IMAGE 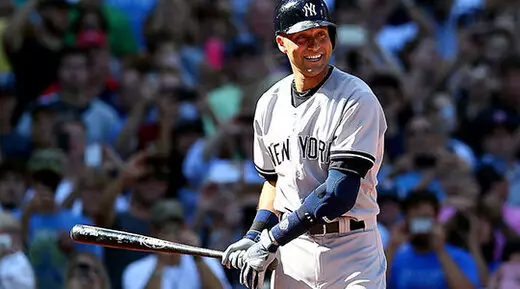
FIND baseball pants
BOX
[270,217,387,289]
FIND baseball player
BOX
[221,0,387,288]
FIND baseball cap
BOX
[76,30,108,48]
[27,149,66,175]
[480,109,519,136]
[150,199,185,227]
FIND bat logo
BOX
[139,237,168,250]
[279,218,289,231]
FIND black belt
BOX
[308,219,366,235]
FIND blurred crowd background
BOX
[0,0,519,288]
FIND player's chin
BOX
[303,63,327,75]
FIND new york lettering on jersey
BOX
[253,67,387,219]
[267,135,335,166]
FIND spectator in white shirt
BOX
[0,211,35,289]
[122,199,231,289]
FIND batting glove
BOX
[221,238,256,269]
[240,229,278,289]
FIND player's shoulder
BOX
[254,74,293,112]
[259,74,293,101]
[327,67,378,103]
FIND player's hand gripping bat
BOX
[70,224,277,270]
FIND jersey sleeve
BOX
[253,107,277,181]
[329,92,386,178]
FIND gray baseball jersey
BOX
[253,67,387,221]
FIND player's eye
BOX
[295,36,308,45]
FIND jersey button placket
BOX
[292,111,300,178]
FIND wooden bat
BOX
[70,224,277,270]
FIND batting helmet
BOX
[274,0,337,48]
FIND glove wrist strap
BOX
[245,209,279,241]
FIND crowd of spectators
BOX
[0,0,519,288]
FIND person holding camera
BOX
[386,191,480,289]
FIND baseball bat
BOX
[70,224,277,270]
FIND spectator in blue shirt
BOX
[20,168,102,289]
[386,191,480,289]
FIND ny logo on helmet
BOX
[303,3,317,17]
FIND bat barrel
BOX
[70,224,223,258]
[70,224,277,270]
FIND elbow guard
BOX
[298,169,361,224]
[270,169,361,246]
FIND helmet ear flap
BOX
[328,26,337,49]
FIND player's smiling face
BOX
[276,27,333,77]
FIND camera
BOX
[413,154,437,169]
[409,217,434,234]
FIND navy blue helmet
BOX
[274,0,337,48]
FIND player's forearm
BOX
[438,249,476,289]
[257,180,277,213]
[269,170,360,246]
[245,180,279,241]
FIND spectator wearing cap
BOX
[66,1,138,58]
[2,0,71,123]
[16,46,121,144]
[0,83,30,159]
[477,109,520,206]
[75,29,119,109]
[467,55,520,153]
[122,199,231,289]
[0,211,35,289]
[0,159,27,215]
[19,160,102,289]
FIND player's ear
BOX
[276,35,287,54]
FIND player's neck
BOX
[293,66,331,92]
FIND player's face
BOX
[277,27,333,77]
